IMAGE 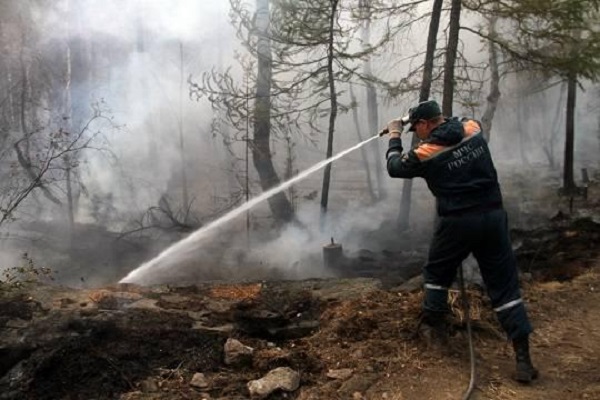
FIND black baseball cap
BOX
[408,100,442,131]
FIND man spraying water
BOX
[383,100,538,383]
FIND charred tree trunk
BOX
[481,16,500,142]
[397,0,443,230]
[319,0,340,226]
[563,73,577,192]
[253,0,294,224]
[442,0,461,116]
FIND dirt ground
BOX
[1,184,599,400]
[296,269,600,400]
[1,253,599,400]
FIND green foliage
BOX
[0,253,55,291]
[467,0,600,80]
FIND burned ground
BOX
[1,185,600,399]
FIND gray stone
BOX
[247,367,300,398]
[326,368,353,380]
[139,378,159,393]
[190,372,210,389]
[338,374,378,395]
[224,338,254,366]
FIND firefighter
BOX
[384,100,538,383]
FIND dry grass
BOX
[448,289,483,322]
[208,283,262,300]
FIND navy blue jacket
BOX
[386,117,503,216]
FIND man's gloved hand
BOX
[380,115,410,137]
[387,119,404,136]
[386,119,405,138]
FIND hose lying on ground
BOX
[458,264,476,400]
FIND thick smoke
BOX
[2,1,598,287]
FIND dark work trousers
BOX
[423,208,533,340]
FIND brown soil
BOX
[294,269,600,400]
[1,214,599,400]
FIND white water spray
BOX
[119,134,380,284]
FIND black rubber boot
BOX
[513,335,539,383]
[417,310,450,348]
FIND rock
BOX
[224,338,254,366]
[139,378,159,393]
[247,367,300,398]
[190,372,210,389]
[338,374,378,396]
[326,368,353,380]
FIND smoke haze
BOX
[1,0,598,287]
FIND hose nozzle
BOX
[379,115,410,136]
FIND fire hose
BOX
[458,263,476,400]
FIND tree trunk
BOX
[359,0,384,199]
[397,0,443,230]
[178,42,189,218]
[597,91,600,168]
[516,96,530,166]
[366,76,383,199]
[135,10,159,170]
[349,83,376,202]
[19,24,29,156]
[563,73,577,192]
[480,16,500,142]
[253,0,294,223]
[319,0,340,227]
[543,81,566,168]
[64,0,75,235]
[0,14,16,131]
[65,0,91,233]
[69,0,90,130]
[284,136,296,210]
[442,0,461,116]
[14,16,61,207]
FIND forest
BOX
[2,1,600,400]
[0,0,599,285]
